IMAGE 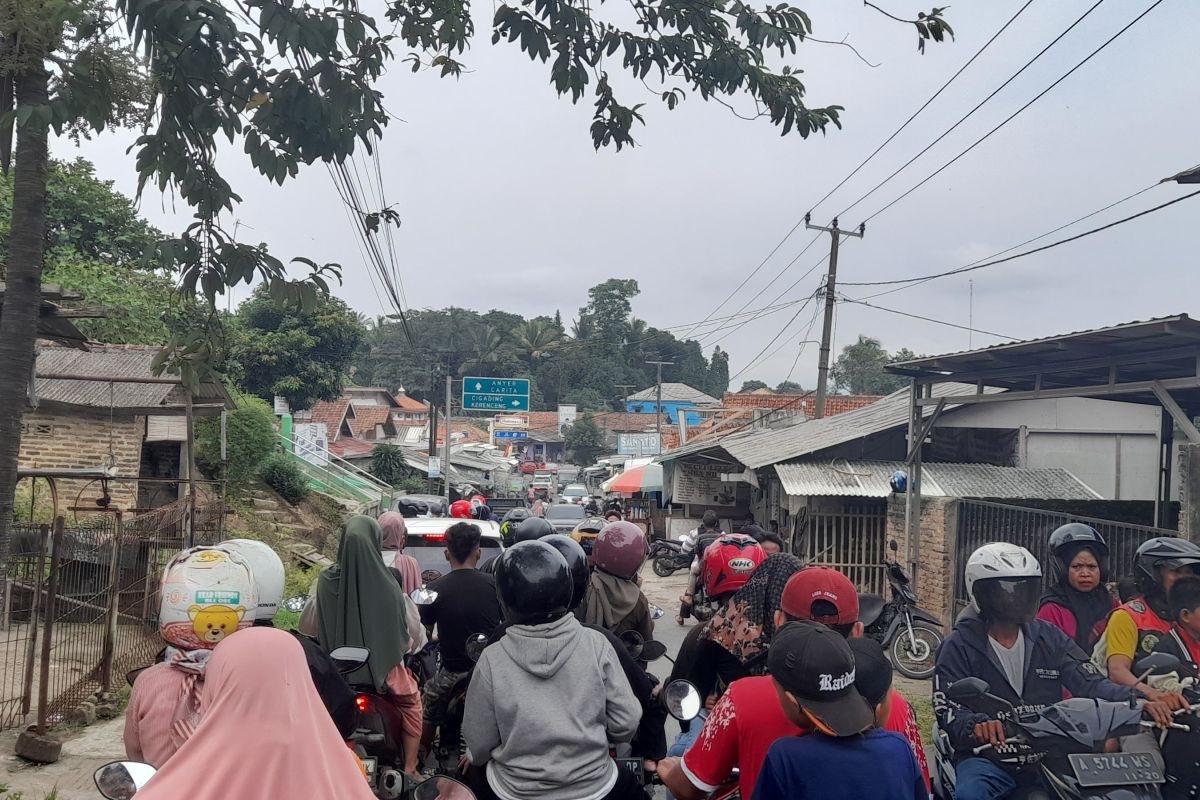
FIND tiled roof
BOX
[310,398,353,441]
[395,393,428,412]
[626,383,721,406]
[774,460,1101,500]
[329,438,376,458]
[722,392,883,416]
[349,404,396,437]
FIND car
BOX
[560,484,590,505]
[402,518,504,583]
[543,503,587,535]
[571,517,607,555]
[519,460,544,476]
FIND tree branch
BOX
[805,33,879,68]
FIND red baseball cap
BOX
[780,566,860,625]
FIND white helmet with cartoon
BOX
[218,539,285,623]
[159,546,257,649]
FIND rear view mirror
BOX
[889,539,899,553]
[620,630,645,660]
[946,677,989,703]
[664,680,702,721]
[94,761,157,799]
[329,646,370,674]
[283,595,307,613]
[648,604,665,620]
[410,587,439,606]
[413,774,477,800]
[1134,652,1182,678]
[465,633,489,662]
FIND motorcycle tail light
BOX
[356,694,372,713]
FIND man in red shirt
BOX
[656,566,930,799]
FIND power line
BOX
[808,0,1035,219]
[859,0,1166,224]
[727,292,821,382]
[839,295,1016,340]
[841,187,1200,288]
[836,0,1108,221]
[702,251,829,348]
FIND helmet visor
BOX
[974,577,1041,624]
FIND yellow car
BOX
[571,517,607,555]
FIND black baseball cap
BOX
[767,621,873,737]
[847,637,893,709]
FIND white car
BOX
[401,518,503,582]
[561,484,590,504]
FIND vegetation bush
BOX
[260,454,310,505]
[196,393,278,493]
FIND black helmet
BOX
[474,504,493,521]
[513,516,555,544]
[540,534,589,611]
[500,508,532,546]
[495,540,573,625]
[1048,523,1109,584]
[1135,537,1200,597]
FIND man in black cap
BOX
[751,621,927,800]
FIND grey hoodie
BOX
[463,613,641,800]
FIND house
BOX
[625,383,721,426]
[21,343,234,512]
[344,385,429,423]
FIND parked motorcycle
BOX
[651,536,691,578]
[862,539,943,679]
[932,672,1177,800]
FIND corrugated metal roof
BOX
[774,460,1101,500]
[35,344,231,411]
[626,383,721,405]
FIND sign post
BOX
[463,377,530,412]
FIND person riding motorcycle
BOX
[499,508,532,547]
[450,499,476,519]
[934,543,1176,800]
[1035,523,1117,650]
[678,511,723,622]
[578,521,653,640]
[480,516,553,574]
[570,515,606,556]
[462,540,642,800]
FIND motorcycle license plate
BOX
[1068,752,1164,787]
[615,757,644,785]
[360,757,378,788]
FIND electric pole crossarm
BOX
[805,214,865,420]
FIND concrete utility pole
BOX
[805,214,864,419]
[443,373,452,505]
[644,361,673,453]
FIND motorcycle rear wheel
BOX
[890,623,943,680]
[653,556,678,578]
[692,602,716,622]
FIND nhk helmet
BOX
[449,500,475,519]
[701,533,765,597]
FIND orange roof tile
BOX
[349,404,396,438]
[309,398,353,441]
[395,393,428,412]
[721,392,883,417]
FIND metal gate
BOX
[795,500,889,595]
[953,499,1175,613]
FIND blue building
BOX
[624,383,721,426]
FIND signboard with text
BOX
[495,430,528,440]
[617,433,661,456]
[463,377,530,411]
[673,461,738,506]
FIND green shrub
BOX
[260,454,310,504]
[196,393,278,493]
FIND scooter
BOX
[863,539,944,679]
[93,761,478,799]
[931,667,1181,800]
[651,537,691,578]
[430,633,489,775]
[1141,652,1200,800]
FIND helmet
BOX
[470,494,487,507]
[584,500,601,516]
[513,516,555,544]
[964,543,1042,624]
[540,534,590,611]
[1134,537,1200,596]
[218,539,284,622]
[159,547,257,650]
[701,533,766,597]
[450,500,475,519]
[1048,523,1109,584]
[500,508,532,546]
[495,540,573,625]
[889,470,908,493]
[473,504,493,521]
[592,521,648,580]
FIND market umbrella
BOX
[602,463,664,494]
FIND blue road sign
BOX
[494,430,528,440]
[463,376,530,412]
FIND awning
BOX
[602,463,664,495]
[774,460,1101,500]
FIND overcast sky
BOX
[63,0,1200,390]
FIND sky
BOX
[61,0,1200,391]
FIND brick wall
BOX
[19,408,144,511]
[887,494,959,626]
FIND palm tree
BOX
[459,325,503,375]
[513,319,562,364]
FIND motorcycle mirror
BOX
[410,586,439,606]
[1134,652,1182,678]
[641,640,669,662]
[283,595,307,613]
[857,593,885,628]
[888,539,899,553]
[413,775,477,800]
[648,604,665,620]
[94,761,157,799]
[664,680,703,721]
[620,630,646,660]
[465,633,489,663]
[946,676,989,703]
[329,646,370,674]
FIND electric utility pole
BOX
[443,373,452,505]
[644,361,673,454]
[805,214,865,419]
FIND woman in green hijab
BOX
[301,515,423,776]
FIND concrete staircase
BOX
[248,492,311,536]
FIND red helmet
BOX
[450,500,475,519]
[592,521,648,580]
[470,494,487,507]
[702,533,765,597]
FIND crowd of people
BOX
[116,501,1200,800]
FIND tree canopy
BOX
[830,335,919,395]
[564,412,605,465]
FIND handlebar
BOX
[971,736,1026,756]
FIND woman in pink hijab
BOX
[379,511,422,594]
[135,626,375,800]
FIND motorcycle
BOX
[931,666,1184,800]
[1140,652,1200,800]
[428,633,490,775]
[651,536,691,578]
[93,761,478,799]
[862,539,943,679]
